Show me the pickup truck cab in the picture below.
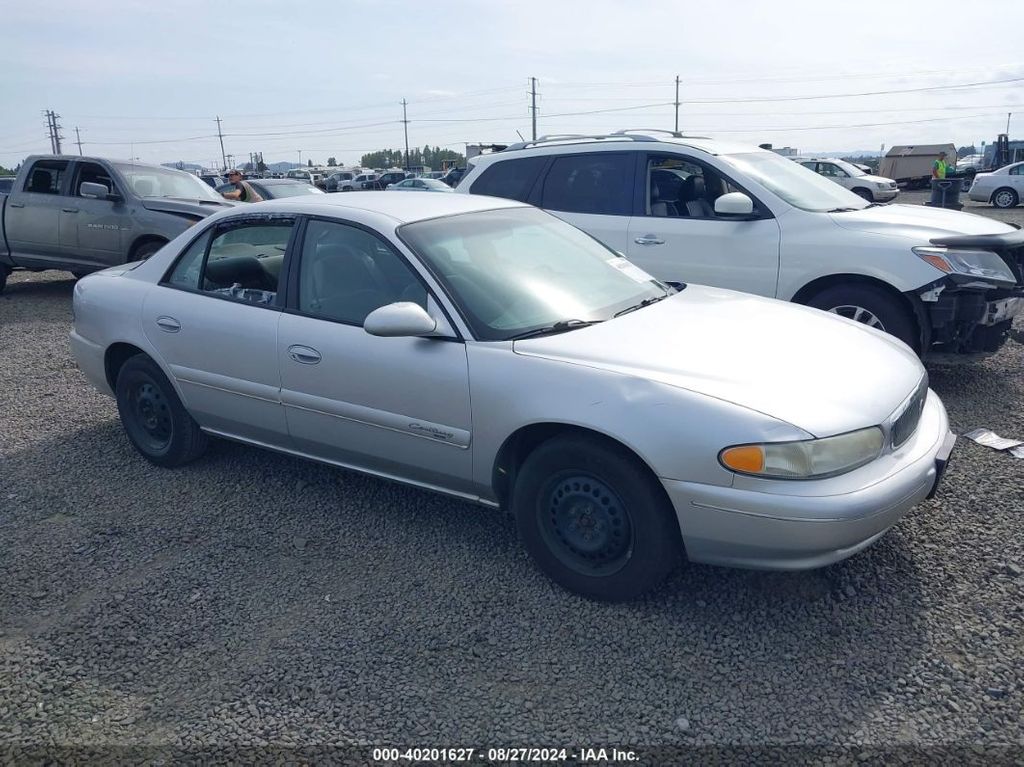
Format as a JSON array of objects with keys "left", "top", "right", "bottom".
[{"left": 0, "top": 155, "right": 233, "bottom": 293}]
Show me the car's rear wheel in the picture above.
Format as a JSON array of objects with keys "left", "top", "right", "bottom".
[
  {"left": 852, "top": 187, "right": 873, "bottom": 201},
  {"left": 807, "top": 284, "right": 917, "bottom": 350},
  {"left": 992, "top": 188, "right": 1019, "bottom": 209},
  {"left": 115, "top": 354, "right": 207, "bottom": 467},
  {"left": 512, "top": 435, "right": 681, "bottom": 601}
]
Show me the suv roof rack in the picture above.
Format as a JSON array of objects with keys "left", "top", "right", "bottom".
[
  {"left": 613, "top": 128, "right": 713, "bottom": 140},
  {"left": 503, "top": 130, "right": 713, "bottom": 152}
]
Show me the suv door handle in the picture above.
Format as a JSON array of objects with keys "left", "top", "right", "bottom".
[
  {"left": 155, "top": 316, "right": 181, "bottom": 333},
  {"left": 288, "top": 345, "right": 322, "bottom": 365},
  {"left": 634, "top": 235, "right": 665, "bottom": 246},
  {"left": 62, "top": 207, "right": 79, "bottom": 213}
]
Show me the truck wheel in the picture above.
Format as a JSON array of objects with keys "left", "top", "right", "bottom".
[
  {"left": 852, "top": 188, "right": 873, "bottom": 201},
  {"left": 131, "top": 239, "right": 166, "bottom": 262},
  {"left": 808, "top": 284, "right": 917, "bottom": 351},
  {"left": 115, "top": 354, "right": 207, "bottom": 467},
  {"left": 992, "top": 188, "right": 1019, "bottom": 209},
  {"left": 512, "top": 435, "right": 681, "bottom": 602}
]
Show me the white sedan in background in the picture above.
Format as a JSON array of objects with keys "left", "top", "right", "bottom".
[
  {"left": 386, "top": 177, "right": 453, "bottom": 192},
  {"left": 968, "top": 161, "right": 1024, "bottom": 208},
  {"left": 70, "top": 193, "right": 954, "bottom": 601}
]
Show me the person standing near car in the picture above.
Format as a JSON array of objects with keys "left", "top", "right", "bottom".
[
  {"left": 932, "top": 151, "right": 949, "bottom": 180},
  {"left": 221, "top": 170, "right": 264, "bottom": 202}
]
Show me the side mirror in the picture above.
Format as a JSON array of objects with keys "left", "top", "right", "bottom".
[
  {"left": 80, "top": 181, "right": 111, "bottom": 199},
  {"left": 364, "top": 302, "right": 437, "bottom": 337},
  {"left": 714, "top": 191, "right": 754, "bottom": 217}
]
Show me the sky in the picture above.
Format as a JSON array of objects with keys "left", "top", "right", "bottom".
[{"left": 2, "top": 0, "right": 1023, "bottom": 170}]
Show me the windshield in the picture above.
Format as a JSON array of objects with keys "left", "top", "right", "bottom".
[
  {"left": 833, "top": 159, "right": 866, "bottom": 177},
  {"left": 721, "top": 152, "right": 869, "bottom": 212},
  {"left": 400, "top": 207, "right": 669, "bottom": 341},
  {"left": 115, "top": 164, "right": 224, "bottom": 201}
]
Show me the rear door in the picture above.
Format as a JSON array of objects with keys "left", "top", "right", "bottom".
[
  {"left": 60, "top": 161, "right": 126, "bottom": 267},
  {"left": 277, "top": 217, "right": 474, "bottom": 492},
  {"left": 625, "top": 152, "right": 781, "bottom": 297},
  {"left": 142, "top": 215, "right": 295, "bottom": 445},
  {"left": 4, "top": 159, "right": 70, "bottom": 266}
]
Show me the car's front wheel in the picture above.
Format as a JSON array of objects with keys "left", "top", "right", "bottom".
[
  {"left": 115, "top": 354, "right": 207, "bottom": 467},
  {"left": 807, "top": 284, "right": 917, "bottom": 350},
  {"left": 512, "top": 435, "right": 681, "bottom": 601},
  {"left": 852, "top": 187, "right": 874, "bottom": 201},
  {"left": 992, "top": 187, "right": 1019, "bottom": 209}
]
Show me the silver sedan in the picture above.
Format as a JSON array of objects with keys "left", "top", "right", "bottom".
[{"left": 71, "top": 193, "right": 955, "bottom": 600}]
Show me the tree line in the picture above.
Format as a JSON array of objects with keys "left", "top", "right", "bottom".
[{"left": 358, "top": 146, "right": 466, "bottom": 170}]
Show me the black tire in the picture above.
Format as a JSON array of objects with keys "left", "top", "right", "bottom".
[
  {"left": 70, "top": 270, "right": 89, "bottom": 280},
  {"left": 0, "top": 265, "right": 8, "bottom": 294},
  {"left": 852, "top": 187, "right": 873, "bottom": 201},
  {"left": 131, "top": 239, "right": 166, "bottom": 262},
  {"left": 807, "top": 284, "right": 917, "bottom": 350},
  {"left": 512, "top": 435, "right": 681, "bottom": 601},
  {"left": 115, "top": 354, "right": 207, "bottom": 467},
  {"left": 991, "top": 187, "right": 1019, "bottom": 209}
]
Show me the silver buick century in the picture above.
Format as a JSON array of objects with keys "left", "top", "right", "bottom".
[{"left": 71, "top": 193, "right": 956, "bottom": 600}]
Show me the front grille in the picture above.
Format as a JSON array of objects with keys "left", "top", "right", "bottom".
[{"left": 891, "top": 376, "right": 928, "bottom": 448}]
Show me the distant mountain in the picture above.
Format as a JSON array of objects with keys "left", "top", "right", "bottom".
[
  {"left": 809, "top": 150, "right": 885, "bottom": 158},
  {"left": 161, "top": 162, "right": 204, "bottom": 171}
]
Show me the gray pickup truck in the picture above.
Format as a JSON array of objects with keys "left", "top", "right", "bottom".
[{"left": 0, "top": 155, "right": 234, "bottom": 293}]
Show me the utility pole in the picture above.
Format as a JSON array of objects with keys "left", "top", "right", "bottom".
[
  {"left": 43, "top": 111, "right": 55, "bottom": 154},
  {"left": 1007, "top": 112, "right": 1013, "bottom": 134},
  {"left": 297, "top": 149, "right": 302, "bottom": 167},
  {"left": 530, "top": 77, "right": 538, "bottom": 140},
  {"left": 215, "top": 116, "right": 227, "bottom": 171},
  {"left": 401, "top": 99, "right": 410, "bottom": 170},
  {"left": 674, "top": 75, "right": 681, "bottom": 134},
  {"left": 44, "top": 110, "right": 64, "bottom": 154},
  {"left": 75, "top": 127, "right": 83, "bottom": 155}
]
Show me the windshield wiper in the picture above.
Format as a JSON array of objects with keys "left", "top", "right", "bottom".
[
  {"left": 827, "top": 207, "right": 861, "bottom": 213},
  {"left": 613, "top": 293, "right": 671, "bottom": 318},
  {"left": 507, "top": 319, "right": 603, "bottom": 341}
]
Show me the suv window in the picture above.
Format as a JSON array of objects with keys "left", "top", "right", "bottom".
[
  {"left": 74, "top": 162, "right": 118, "bottom": 197},
  {"left": 24, "top": 160, "right": 69, "bottom": 195},
  {"left": 645, "top": 156, "right": 741, "bottom": 219},
  {"left": 470, "top": 156, "right": 546, "bottom": 202},
  {"left": 818, "top": 163, "right": 848, "bottom": 178},
  {"left": 540, "top": 153, "right": 632, "bottom": 215},
  {"left": 298, "top": 219, "right": 426, "bottom": 326},
  {"left": 164, "top": 221, "right": 293, "bottom": 305}
]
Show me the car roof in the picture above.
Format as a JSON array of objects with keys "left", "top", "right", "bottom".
[{"left": 258, "top": 190, "right": 526, "bottom": 223}]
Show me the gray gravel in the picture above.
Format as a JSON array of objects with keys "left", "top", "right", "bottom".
[{"left": 1, "top": 194, "right": 1023, "bottom": 760}]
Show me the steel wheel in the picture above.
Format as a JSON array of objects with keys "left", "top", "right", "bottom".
[
  {"left": 538, "top": 473, "right": 633, "bottom": 577},
  {"left": 828, "top": 304, "right": 886, "bottom": 331},
  {"left": 992, "top": 188, "right": 1018, "bottom": 209},
  {"left": 128, "top": 380, "right": 174, "bottom": 453}
]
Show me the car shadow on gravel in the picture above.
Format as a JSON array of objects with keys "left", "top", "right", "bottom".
[{"left": 0, "top": 420, "right": 929, "bottom": 747}]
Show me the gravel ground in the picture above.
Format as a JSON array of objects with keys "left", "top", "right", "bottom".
[{"left": 1, "top": 194, "right": 1023, "bottom": 763}]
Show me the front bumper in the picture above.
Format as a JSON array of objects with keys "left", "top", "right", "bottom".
[
  {"left": 661, "top": 392, "right": 953, "bottom": 570},
  {"left": 873, "top": 188, "right": 899, "bottom": 202}
]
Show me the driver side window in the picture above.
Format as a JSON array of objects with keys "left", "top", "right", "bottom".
[
  {"left": 297, "top": 220, "right": 426, "bottom": 326},
  {"left": 75, "top": 162, "right": 118, "bottom": 198},
  {"left": 645, "top": 156, "right": 738, "bottom": 219}
]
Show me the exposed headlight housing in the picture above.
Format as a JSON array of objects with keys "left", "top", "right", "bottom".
[
  {"left": 719, "top": 427, "right": 884, "bottom": 480},
  {"left": 913, "top": 246, "right": 1017, "bottom": 286}
]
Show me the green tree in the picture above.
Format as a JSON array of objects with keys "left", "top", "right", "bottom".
[{"left": 327, "top": 157, "right": 337, "bottom": 166}]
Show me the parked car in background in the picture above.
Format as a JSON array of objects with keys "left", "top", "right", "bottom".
[
  {"left": 441, "top": 167, "right": 467, "bottom": 187},
  {"left": 351, "top": 172, "right": 378, "bottom": 190},
  {"left": 793, "top": 158, "right": 899, "bottom": 202},
  {"left": 458, "top": 131, "right": 1024, "bottom": 357},
  {"left": 0, "top": 176, "right": 15, "bottom": 194},
  {"left": 198, "top": 174, "right": 227, "bottom": 188},
  {"left": 286, "top": 169, "right": 326, "bottom": 188},
  {"left": 325, "top": 171, "right": 358, "bottom": 192},
  {"left": 70, "top": 192, "right": 954, "bottom": 601},
  {"left": 215, "top": 178, "right": 325, "bottom": 201},
  {"left": 967, "top": 161, "right": 1024, "bottom": 208},
  {"left": 371, "top": 170, "right": 411, "bottom": 190},
  {"left": 0, "top": 155, "right": 232, "bottom": 292},
  {"left": 386, "top": 177, "right": 453, "bottom": 193}
]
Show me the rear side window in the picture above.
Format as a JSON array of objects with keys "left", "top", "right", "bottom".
[
  {"left": 540, "top": 153, "right": 632, "bottom": 216},
  {"left": 24, "top": 160, "right": 69, "bottom": 195},
  {"left": 470, "top": 157, "right": 546, "bottom": 202}
]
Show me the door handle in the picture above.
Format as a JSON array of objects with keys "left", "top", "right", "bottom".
[
  {"left": 634, "top": 235, "right": 665, "bottom": 246},
  {"left": 288, "top": 344, "right": 322, "bottom": 365},
  {"left": 155, "top": 316, "right": 181, "bottom": 333},
  {"left": 9, "top": 202, "right": 24, "bottom": 208},
  {"left": 62, "top": 207, "right": 79, "bottom": 213}
]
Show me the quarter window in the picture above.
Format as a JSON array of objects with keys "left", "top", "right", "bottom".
[
  {"left": 1009, "top": 165, "right": 1024, "bottom": 176},
  {"left": 298, "top": 220, "right": 426, "bottom": 326},
  {"left": 165, "top": 231, "right": 211, "bottom": 289},
  {"left": 471, "top": 157, "right": 547, "bottom": 202},
  {"left": 540, "top": 154, "right": 632, "bottom": 215},
  {"left": 24, "top": 160, "right": 68, "bottom": 195}
]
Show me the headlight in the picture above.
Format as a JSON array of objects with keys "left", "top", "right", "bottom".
[
  {"left": 719, "top": 427, "right": 884, "bottom": 479},
  {"left": 876, "top": 182, "right": 889, "bottom": 189},
  {"left": 913, "top": 246, "right": 1016, "bottom": 286}
]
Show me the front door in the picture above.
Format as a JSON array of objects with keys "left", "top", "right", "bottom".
[
  {"left": 278, "top": 218, "right": 473, "bottom": 492},
  {"left": 626, "top": 153, "right": 781, "bottom": 297},
  {"left": 142, "top": 216, "right": 295, "bottom": 445},
  {"left": 60, "top": 161, "right": 126, "bottom": 268}
]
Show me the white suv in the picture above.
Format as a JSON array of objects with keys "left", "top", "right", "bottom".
[
  {"left": 457, "top": 130, "right": 1024, "bottom": 356},
  {"left": 793, "top": 157, "right": 899, "bottom": 202}
]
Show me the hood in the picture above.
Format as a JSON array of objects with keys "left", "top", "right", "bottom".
[
  {"left": 140, "top": 197, "right": 234, "bottom": 217},
  {"left": 829, "top": 203, "right": 1014, "bottom": 241},
  {"left": 858, "top": 174, "right": 895, "bottom": 185},
  {"left": 513, "top": 286, "right": 924, "bottom": 437}
]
